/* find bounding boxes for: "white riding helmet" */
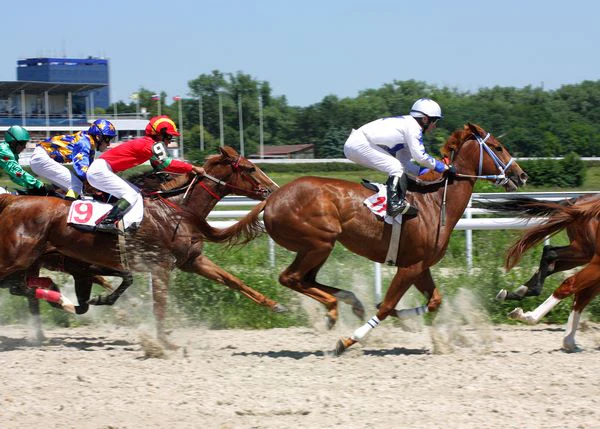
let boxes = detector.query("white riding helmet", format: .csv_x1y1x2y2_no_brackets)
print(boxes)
409,98,442,119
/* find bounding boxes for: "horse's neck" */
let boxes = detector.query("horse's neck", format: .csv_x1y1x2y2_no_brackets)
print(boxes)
416,177,475,233
183,178,228,216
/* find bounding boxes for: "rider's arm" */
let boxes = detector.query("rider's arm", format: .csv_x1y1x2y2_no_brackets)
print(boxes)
404,127,446,173
0,144,44,189
149,141,193,174
72,139,92,180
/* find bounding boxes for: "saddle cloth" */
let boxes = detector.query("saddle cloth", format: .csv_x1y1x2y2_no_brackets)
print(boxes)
363,183,404,224
67,197,144,231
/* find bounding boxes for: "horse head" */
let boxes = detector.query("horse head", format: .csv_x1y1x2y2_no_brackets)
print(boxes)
203,146,279,200
442,123,528,191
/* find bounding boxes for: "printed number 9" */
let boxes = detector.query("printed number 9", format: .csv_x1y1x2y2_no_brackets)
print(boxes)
74,202,93,223
152,142,168,161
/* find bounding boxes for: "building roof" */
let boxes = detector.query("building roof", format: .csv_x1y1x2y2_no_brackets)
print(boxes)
258,144,314,155
0,81,107,97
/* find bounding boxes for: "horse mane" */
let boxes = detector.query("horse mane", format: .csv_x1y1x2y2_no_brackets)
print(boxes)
127,171,193,193
439,123,486,158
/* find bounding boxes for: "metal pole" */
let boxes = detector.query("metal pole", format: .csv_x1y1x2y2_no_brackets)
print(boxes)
466,199,473,273
90,92,95,118
258,94,264,159
238,93,244,156
113,102,117,119
20,90,26,126
374,262,382,304
199,94,204,151
44,91,50,139
135,96,140,136
178,97,184,159
218,92,224,147
157,97,161,116
67,92,73,133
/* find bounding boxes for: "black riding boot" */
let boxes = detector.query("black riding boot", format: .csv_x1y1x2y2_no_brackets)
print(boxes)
386,174,418,217
95,198,132,235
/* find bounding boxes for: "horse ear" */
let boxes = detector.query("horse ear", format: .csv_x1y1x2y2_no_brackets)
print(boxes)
466,123,481,137
219,146,239,159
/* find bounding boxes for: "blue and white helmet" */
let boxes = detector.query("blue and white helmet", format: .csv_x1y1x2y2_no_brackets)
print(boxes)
88,119,117,138
410,98,442,119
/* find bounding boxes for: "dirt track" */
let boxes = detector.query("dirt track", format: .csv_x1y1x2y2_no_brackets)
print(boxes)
2,319,600,429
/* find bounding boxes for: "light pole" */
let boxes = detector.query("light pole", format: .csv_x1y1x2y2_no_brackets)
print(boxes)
130,92,140,136
258,93,264,159
198,93,204,151
237,92,244,157
218,89,224,148
173,96,183,158
152,94,161,115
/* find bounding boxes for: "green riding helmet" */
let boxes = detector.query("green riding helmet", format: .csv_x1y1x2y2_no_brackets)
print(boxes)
5,126,30,144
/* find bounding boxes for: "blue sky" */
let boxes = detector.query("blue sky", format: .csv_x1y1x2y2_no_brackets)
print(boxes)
3,0,599,107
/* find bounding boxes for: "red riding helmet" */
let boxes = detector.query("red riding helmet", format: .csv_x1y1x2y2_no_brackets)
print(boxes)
145,115,180,138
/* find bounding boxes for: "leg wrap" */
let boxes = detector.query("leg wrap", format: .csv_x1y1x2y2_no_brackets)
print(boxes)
35,288,62,304
27,277,54,289
351,316,380,342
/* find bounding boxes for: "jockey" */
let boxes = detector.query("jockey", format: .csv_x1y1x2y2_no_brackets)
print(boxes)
343,98,452,216
29,119,117,200
87,115,206,234
0,125,54,195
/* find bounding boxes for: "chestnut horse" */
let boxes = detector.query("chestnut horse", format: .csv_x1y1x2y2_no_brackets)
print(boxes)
479,195,599,302
191,124,528,355
0,146,281,348
489,197,600,351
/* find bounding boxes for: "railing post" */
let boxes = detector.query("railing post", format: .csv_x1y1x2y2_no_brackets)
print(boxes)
466,198,473,273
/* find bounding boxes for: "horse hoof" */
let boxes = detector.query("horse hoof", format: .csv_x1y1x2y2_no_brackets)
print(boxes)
514,285,529,298
272,303,288,313
334,339,347,356
562,344,583,353
495,289,508,301
508,307,524,320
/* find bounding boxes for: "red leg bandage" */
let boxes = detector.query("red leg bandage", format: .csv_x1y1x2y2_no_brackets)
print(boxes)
35,288,62,304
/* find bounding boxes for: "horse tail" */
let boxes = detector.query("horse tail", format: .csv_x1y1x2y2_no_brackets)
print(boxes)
476,196,570,217
194,200,267,246
505,200,598,270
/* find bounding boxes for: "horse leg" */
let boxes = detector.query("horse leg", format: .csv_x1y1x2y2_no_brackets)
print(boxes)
498,245,588,301
336,265,422,355
382,268,442,318
88,270,133,306
279,248,345,329
150,268,179,350
508,255,600,325
562,285,600,351
179,254,287,312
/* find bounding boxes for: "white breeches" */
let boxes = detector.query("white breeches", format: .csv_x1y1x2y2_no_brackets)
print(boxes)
343,129,404,176
29,146,84,194
87,159,140,206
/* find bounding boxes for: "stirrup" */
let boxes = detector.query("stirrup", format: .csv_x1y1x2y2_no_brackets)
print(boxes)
95,220,124,235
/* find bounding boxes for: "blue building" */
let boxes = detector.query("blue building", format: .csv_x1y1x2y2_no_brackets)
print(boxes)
17,57,110,108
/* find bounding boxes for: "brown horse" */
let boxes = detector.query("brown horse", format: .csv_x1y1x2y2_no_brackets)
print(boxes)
0,146,282,348
479,195,599,302
190,124,528,355
491,197,600,351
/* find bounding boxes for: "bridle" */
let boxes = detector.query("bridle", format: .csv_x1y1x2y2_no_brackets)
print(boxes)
453,133,515,186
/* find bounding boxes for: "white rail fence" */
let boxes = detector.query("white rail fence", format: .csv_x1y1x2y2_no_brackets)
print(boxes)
210,191,600,302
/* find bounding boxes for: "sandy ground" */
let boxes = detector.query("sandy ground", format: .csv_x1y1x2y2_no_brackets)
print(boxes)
2,316,600,429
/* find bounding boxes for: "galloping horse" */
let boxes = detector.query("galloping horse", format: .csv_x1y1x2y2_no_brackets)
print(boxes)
0,146,281,347
479,195,599,301
490,198,600,350
191,124,528,354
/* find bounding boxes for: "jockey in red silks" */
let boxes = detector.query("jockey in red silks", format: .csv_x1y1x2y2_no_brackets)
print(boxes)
30,119,116,200
86,115,205,234
343,98,454,217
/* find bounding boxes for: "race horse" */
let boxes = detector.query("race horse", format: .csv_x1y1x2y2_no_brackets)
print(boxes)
189,123,528,355
479,195,599,302
487,197,600,351
0,146,282,348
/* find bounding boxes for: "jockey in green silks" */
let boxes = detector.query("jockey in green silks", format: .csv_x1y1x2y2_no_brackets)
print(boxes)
0,126,53,195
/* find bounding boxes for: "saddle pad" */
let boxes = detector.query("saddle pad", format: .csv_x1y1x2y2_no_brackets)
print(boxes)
67,198,144,230
363,183,403,224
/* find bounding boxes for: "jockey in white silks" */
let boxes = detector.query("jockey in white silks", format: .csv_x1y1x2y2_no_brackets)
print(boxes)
343,98,453,216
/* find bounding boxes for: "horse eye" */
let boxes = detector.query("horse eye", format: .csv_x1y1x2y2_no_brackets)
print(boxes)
495,146,503,152
246,166,256,173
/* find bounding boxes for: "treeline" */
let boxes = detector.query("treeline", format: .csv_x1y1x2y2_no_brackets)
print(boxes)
105,72,600,161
